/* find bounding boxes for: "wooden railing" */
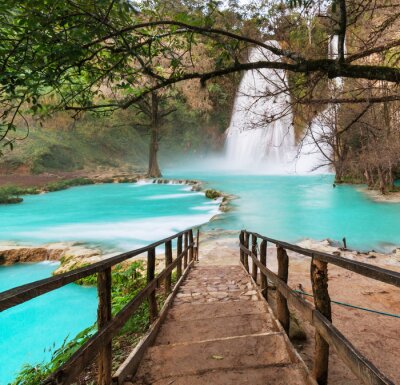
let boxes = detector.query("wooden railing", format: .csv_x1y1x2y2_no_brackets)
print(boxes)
239,230,399,385
0,228,199,385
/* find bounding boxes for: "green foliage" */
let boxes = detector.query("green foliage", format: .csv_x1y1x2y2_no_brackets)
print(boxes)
11,326,94,385
205,189,222,199
44,178,94,192
0,185,23,204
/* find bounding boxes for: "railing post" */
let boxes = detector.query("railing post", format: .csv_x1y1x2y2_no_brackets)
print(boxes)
147,247,158,322
189,229,194,262
277,246,290,332
239,231,245,265
165,240,172,296
251,234,258,282
177,235,183,279
260,240,268,300
243,231,249,272
184,232,188,268
97,267,112,385
196,229,200,261
311,257,332,385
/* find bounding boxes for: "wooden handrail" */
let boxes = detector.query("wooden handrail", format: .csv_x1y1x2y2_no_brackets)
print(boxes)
239,231,396,385
1,228,199,385
0,229,193,312
246,231,400,288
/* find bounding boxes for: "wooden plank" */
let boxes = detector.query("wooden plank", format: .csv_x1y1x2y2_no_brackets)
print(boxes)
239,231,245,265
277,246,290,332
164,240,173,296
259,240,268,301
249,232,400,288
97,268,112,385
0,229,193,312
311,258,331,385
196,229,200,261
112,260,195,385
246,246,314,324
313,311,395,385
177,235,183,279
251,234,258,283
243,231,250,272
147,248,158,322
184,232,188,268
189,230,194,262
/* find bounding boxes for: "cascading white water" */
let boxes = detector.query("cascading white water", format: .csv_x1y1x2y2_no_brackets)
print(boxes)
294,36,344,173
224,41,295,173
224,37,343,174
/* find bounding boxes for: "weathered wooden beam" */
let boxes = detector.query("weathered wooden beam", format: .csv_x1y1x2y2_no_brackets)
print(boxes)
249,232,400,288
177,235,183,279
0,229,193,312
259,240,268,301
164,240,173,296
251,234,258,283
311,258,332,385
147,248,158,322
243,231,250,272
184,232,188,268
97,268,112,385
277,246,290,332
239,231,245,265
313,311,395,385
196,229,200,261
189,230,194,262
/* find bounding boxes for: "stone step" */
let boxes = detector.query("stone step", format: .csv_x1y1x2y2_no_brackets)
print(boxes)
133,333,294,383
166,300,267,322
131,365,307,385
156,312,276,345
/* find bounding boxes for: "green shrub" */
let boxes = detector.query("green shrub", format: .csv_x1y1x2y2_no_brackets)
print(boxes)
205,189,222,199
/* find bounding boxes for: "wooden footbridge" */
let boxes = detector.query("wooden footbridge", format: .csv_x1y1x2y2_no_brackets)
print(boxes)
1,229,399,385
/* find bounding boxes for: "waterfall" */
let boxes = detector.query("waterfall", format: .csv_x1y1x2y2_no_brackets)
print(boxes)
224,37,343,174
294,36,344,173
224,41,295,173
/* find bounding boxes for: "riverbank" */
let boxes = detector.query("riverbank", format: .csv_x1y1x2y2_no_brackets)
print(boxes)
358,186,400,203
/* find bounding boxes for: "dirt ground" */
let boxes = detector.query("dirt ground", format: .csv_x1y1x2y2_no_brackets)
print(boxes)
199,234,400,385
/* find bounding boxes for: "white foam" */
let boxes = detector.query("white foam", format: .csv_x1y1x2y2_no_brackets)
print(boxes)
143,192,203,200
17,213,218,250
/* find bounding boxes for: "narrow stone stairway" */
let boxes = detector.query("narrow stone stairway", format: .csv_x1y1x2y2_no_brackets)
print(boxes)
129,265,310,385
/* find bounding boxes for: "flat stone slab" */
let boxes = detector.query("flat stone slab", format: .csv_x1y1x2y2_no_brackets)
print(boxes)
131,365,307,385
166,300,267,322
156,313,276,345
134,333,293,382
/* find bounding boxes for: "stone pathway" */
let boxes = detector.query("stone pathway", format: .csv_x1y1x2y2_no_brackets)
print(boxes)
128,264,310,385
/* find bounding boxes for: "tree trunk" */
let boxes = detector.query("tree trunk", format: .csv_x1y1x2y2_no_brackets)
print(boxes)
148,91,162,178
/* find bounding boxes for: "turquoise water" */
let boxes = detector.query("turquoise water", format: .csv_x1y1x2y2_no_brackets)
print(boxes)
0,263,98,384
166,171,400,252
0,182,220,250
